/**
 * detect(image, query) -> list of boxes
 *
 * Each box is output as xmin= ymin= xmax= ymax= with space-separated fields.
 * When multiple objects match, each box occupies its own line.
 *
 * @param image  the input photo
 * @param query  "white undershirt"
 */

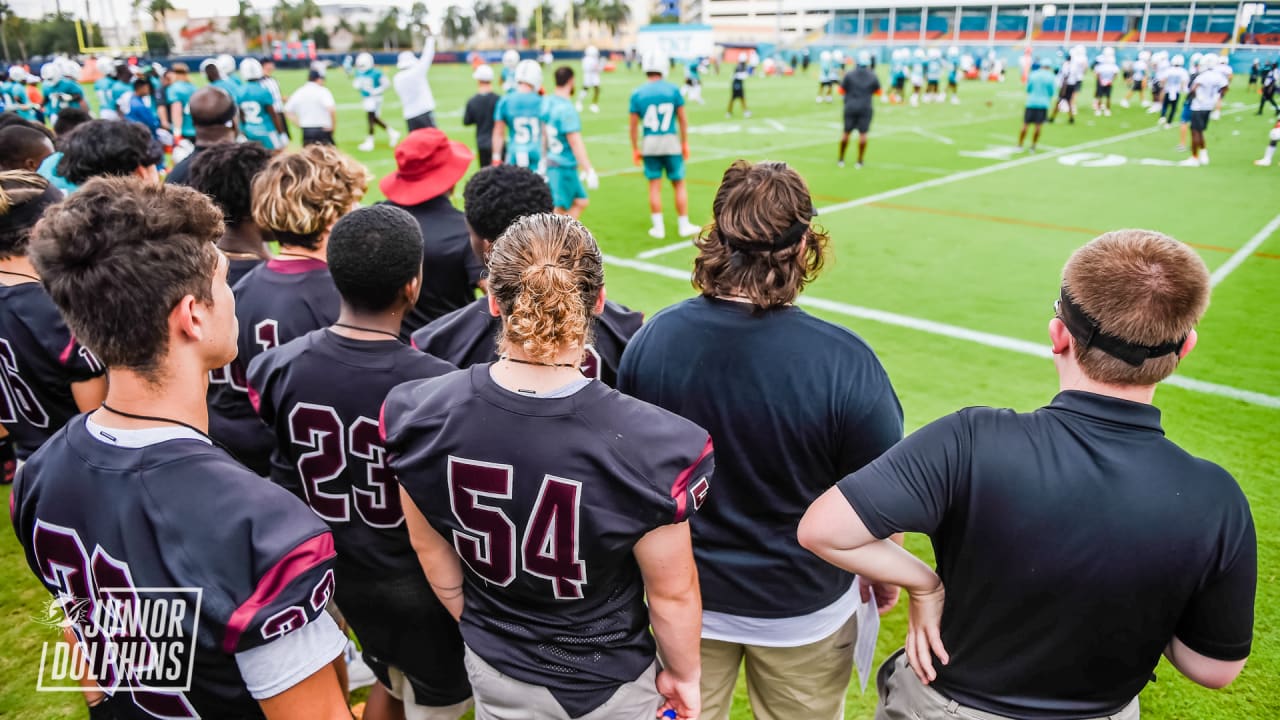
xmin=83 ymin=415 xmax=348 ymax=699
xmin=701 ymin=581 xmax=860 ymax=647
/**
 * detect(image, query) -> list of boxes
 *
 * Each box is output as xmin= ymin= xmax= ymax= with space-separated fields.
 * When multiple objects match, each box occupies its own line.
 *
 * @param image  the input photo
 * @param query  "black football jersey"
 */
xmin=11 ymin=417 xmax=338 ymax=718
xmin=382 ymin=365 xmax=714 ymax=717
xmin=410 ymin=298 xmax=643 ymax=388
xmin=0 ymin=282 xmax=104 ymax=458
xmin=207 ymin=259 xmax=340 ymax=475
xmin=227 ymin=257 xmax=265 ymax=288
xmin=247 ymin=329 xmax=455 ymax=579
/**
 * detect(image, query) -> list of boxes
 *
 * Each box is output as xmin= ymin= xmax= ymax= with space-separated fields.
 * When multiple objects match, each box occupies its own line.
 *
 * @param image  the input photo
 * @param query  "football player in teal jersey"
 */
xmin=4 ymin=67 xmax=40 ymax=122
xmin=353 ymin=52 xmax=399 ymax=152
xmin=542 ymin=66 xmax=598 ymax=219
xmin=166 ymin=62 xmax=197 ymax=147
xmin=629 ymin=50 xmax=698 ymax=240
xmin=493 ymin=60 xmax=546 ymax=170
xmin=41 ymin=63 xmax=86 ymax=125
xmin=237 ymin=58 xmax=285 ymax=149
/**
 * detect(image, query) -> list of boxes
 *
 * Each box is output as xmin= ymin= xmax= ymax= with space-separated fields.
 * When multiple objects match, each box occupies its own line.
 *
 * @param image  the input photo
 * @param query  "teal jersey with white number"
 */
xmin=494 ymin=90 xmax=546 ymax=167
xmin=5 ymin=82 xmax=38 ymax=120
xmin=542 ymin=95 xmax=581 ymax=169
xmin=93 ymin=77 xmax=113 ymax=108
xmin=355 ymin=67 xmax=386 ymax=98
xmin=629 ymin=80 xmax=684 ymax=137
xmin=238 ymin=82 xmax=277 ymax=147
xmin=44 ymin=78 xmax=85 ymax=117
xmin=167 ymin=80 xmax=196 ymax=137
xmin=108 ymin=79 xmax=132 ymax=114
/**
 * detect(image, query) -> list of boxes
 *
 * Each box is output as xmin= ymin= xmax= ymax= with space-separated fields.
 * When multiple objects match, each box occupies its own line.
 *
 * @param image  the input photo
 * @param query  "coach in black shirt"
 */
xmin=801 ymin=229 xmax=1256 ymax=720
xmin=839 ymin=52 xmax=880 ymax=168
xmin=620 ymin=160 xmax=903 ymax=720
xmin=380 ymin=127 xmax=483 ymax=337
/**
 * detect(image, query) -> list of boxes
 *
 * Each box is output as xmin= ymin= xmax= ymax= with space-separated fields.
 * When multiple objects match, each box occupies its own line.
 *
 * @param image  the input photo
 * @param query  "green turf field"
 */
xmin=1 ymin=61 xmax=1277 ymax=718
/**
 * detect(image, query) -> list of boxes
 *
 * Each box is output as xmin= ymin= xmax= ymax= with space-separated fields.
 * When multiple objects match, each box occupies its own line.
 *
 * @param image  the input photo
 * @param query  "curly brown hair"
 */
xmin=487 ymin=213 xmax=604 ymax=365
xmin=250 ymin=144 xmax=369 ymax=249
xmin=1062 ymin=229 xmax=1210 ymax=386
xmin=692 ymin=160 xmax=828 ymax=309
xmin=29 ymin=177 xmax=224 ymax=379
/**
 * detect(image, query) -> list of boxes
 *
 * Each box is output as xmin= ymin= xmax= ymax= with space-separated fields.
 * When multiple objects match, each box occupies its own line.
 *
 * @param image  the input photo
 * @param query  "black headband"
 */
xmin=0 ymin=183 xmax=63 ymax=236
xmin=1057 ymin=290 xmax=1186 ymax=367
xmin=721 ymin=208 xmax=817 ymax=253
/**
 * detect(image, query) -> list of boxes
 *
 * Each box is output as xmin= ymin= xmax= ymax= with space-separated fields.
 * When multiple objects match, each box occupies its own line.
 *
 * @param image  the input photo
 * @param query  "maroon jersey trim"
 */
xmin=671 ymin=437 xmax=713 ymax=523
xmin=222 ymin=532 xmax=337 ymax=653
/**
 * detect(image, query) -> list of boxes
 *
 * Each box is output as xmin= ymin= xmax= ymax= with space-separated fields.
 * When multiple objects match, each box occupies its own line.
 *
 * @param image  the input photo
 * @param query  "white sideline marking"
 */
xmin=911 ymin=127 xmax=955 ymax=145
xmin=602 ymin=254 xmax=1280 ymax=409
xmin=637 ymin=240 xmax=696 ymax=259
xmin=1209 ymin=211 xmax=1280 ymax=288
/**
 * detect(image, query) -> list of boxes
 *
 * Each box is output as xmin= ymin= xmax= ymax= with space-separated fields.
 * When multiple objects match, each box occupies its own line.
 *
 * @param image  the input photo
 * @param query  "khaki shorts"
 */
xmin=875 ymin=651 xmax=1140 ymax=720
xmin=462 ymin=646 xmax=664 ymax=720
xmin=384 ymin=666 xmax=473 ymax=720
xmin=699 ymin=613 xmax=857 ymax=720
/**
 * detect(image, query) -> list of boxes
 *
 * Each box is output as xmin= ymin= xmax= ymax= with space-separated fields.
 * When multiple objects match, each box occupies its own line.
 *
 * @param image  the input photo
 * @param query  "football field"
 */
xmin=1 ymin=61 xmax=1277 ymax=717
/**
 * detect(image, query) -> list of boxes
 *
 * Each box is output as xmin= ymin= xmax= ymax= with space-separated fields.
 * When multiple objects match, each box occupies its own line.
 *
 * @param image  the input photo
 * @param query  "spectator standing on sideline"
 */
xmin=395 ymin=30 xmax=440 ymax=131
xmin=286 ymin=67 xmax=338 ymax=146
xmin=380 ymin=128 xmax=482 ymax=337
xmin=619 ymin=160 xmax=903 ymax=720
xmin=801 ymin=229 xmax=1255 ymax=720
xmin=166 ymin=87 xmax=238 ymax=185
xmin=462 ymin=65 xmax=499 ymax=168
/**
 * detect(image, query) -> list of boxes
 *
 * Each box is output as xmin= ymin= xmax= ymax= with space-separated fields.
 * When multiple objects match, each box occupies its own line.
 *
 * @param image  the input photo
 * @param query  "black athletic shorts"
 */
xmin=406 ymin=111 xmax=436 ymax=131
xmin=1060 ymin=82 xmax=1080 ymax=100
xmin=301 ymin=128 xmax=334 ymax=146
xmin=844 ymin=107 xmax=872 ymax=134
xmin=336 ymin=569 xmax=471 ymax=707
xmin=893 ymin=77 xmax=906 ymax=91
xmin=1024 ymin=107 xmax=1048 ymax=125
xmin=1096 ymin=82 xmax=1112 ymax=98
xmin=1189 ymin=109 xmax=1212 ymax=131
xmin=1132 ymin=78 xmax=1145 ymax=91
xmin=732 ymin=79 xmax=745 ymax=98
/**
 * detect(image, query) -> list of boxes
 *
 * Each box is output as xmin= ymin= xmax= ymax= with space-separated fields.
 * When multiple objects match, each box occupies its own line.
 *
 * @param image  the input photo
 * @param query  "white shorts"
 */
xmin=362 ymin=97 xmax=383 ymax=113
xmin=584 ymin=73 xmax=601 ymax=88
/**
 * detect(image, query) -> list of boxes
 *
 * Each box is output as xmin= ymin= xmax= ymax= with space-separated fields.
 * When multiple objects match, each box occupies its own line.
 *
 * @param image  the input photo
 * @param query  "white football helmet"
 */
xmin=819 ymin=50 xmax=832 ymax=63
xmin=355 ymin=53 xmax=374 ymax=71
xmin=215 ymin=53 xmax=236 ymax=78
xmin=584 ymin=45 xmax=599 ymax=58
xmin=240 ymin=57 xmax=264 ymax=80
xmin=1200 ymin=53 xmax=1219 ymax=69
xmin=642 ymin=50 xmax=669 ymax=75
xmin=948 ymin=46 xmax=960 ymax=58
xmin=914 ymin=48 xmax=925 ymax=60
xmin=8 ymin=66 xmax=27 ymax=83
xmin=40 ymin=63 xmax=62 ymax=83
xmin=928 ymin=48 xmax=942 ymax=59
xmin=503 ymin=49 xmax=520 ymax=68
xmin=1172 ymin=54 xmax=1185 ymax=67
xmin=1138 ymin=50 xmax=1152 ymax=62
xmin=515 ymin=59 xmax=543 ymax=87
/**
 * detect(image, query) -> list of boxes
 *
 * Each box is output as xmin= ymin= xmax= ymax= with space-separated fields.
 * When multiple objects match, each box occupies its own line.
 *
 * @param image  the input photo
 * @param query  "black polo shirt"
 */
xmin=384 ymin=196 xmax=483 ymax=337
xmin=619 ymin=295 xmax=902 ymax=618
xmin=838 ymin=391 xmax=1256 ymax=719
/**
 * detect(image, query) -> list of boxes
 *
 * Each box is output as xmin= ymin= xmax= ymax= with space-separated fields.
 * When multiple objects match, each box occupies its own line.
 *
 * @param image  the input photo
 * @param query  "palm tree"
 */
xmin=600 ymin=0 xmax=628 ymax=37
xmin=443 ymin=6 xmax=473 ymax=47
xmin=410 ymin=1 xmax=428 ymax=28
xmin=473 ymin=0 xmax=496 ymax=37
xmin=499 ymin=1 xmax=518 ymax=31
xmin=148 ymin=0 xmax=175 ymax=28
xmin=297 ymin=0 xmax=321 ymax=32
xmin=0 ymin=1 xmax=11 ymax=62
xmin=230 ymin=0 xmax=261 ymax=40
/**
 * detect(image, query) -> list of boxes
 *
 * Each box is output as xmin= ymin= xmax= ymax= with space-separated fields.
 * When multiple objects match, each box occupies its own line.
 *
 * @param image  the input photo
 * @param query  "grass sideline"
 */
xmin=2 ymin=63 xmax=1277 ymax=718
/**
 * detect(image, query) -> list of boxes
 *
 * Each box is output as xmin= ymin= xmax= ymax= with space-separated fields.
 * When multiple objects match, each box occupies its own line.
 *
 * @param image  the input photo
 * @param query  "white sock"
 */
xmin=651 ymin=213 xmax=664 ymax=229
xmin=1264 ymin=145 xmax=1276 ymax=163
xmin=678 ymin=215 xmax=690 ymax=226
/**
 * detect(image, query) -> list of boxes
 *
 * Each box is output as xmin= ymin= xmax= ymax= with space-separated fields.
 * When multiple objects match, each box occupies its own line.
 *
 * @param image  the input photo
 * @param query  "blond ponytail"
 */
xmin=487 ymin=214 xmax=604 ymax=365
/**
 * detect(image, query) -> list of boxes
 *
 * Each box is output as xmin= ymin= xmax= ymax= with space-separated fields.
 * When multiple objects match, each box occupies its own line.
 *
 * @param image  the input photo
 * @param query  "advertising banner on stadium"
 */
xmin=637 ymin=24 xmax=716 ymax=61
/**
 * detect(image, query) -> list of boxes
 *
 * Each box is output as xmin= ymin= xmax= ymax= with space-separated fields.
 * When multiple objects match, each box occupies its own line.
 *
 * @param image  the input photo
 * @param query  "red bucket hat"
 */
xmin=379 ymin=128 xmax=474 ymax=205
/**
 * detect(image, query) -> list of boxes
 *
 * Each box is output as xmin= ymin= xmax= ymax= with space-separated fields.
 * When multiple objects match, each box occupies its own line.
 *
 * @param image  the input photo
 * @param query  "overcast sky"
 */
xmin=8 ymin=0 xmax=460 ymax=21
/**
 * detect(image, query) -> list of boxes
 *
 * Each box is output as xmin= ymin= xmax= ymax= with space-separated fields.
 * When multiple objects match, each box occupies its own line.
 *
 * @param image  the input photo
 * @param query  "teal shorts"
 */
xmin=643 ymin=154 xmax=685 ymax=181
xmin=547 ymin=166 xmax=587 ymax=209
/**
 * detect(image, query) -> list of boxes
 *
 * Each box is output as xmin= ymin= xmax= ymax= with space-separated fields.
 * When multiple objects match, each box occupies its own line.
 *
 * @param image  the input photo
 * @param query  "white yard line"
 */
xmin=636 ymin=240 xmax=696 ymax=259
xmin=1209 ymin=211 xmax=1280 ymax=288
xmin=910 ymin=127 xmax=955 ymax=145
xmin=602 ymin=254 xmax=1280 ymax=409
